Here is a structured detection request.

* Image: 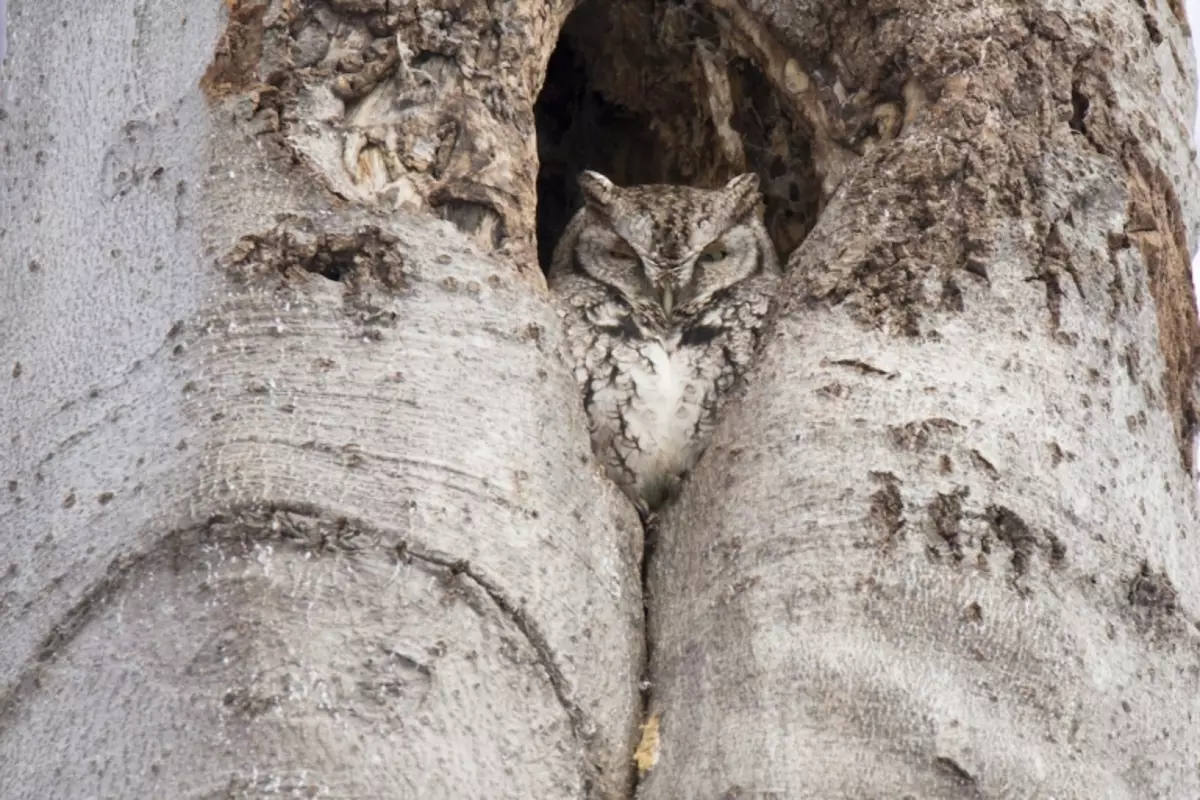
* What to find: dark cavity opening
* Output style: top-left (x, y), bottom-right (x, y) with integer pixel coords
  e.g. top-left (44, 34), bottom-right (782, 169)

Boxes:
top-left (533, 0), bottom-right (820, 272)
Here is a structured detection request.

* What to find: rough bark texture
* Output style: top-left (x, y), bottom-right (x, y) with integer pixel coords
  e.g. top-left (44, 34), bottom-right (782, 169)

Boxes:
top-left (1, 1), bottom-right (640, 797)
top-left (1, 0), bottom-right (1197, 798)
top-left (644, 0), bottom-right (1200, 797)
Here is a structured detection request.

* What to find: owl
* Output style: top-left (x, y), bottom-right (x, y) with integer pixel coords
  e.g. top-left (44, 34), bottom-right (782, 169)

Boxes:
top-left (549, 171), bottom-right (780, 514)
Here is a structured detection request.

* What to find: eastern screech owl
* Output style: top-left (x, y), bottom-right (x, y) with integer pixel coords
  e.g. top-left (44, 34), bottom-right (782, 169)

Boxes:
top-left (549, 171), bottom-right (780, 513)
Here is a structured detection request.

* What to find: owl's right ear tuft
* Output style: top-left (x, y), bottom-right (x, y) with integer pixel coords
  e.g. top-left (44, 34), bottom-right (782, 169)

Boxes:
top-left (579, 171), bottom-right (616, 210)
top-left (723, 173), bottom-right (763, 218)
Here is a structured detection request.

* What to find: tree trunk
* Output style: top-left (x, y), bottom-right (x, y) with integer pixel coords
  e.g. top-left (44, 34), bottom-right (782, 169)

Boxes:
top-left (0, 1), bottom-right (641, 796)
top-left (0, 1), bottom-right (1196, 800)
top-left (642, 1), bottom-right (1200, 797)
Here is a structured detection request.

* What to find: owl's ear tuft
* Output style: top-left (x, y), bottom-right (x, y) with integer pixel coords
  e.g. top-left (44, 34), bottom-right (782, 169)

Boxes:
top-left (723, 173), bottom-right (762, 218)
top-left (579, 171), bottom-right (616, 210)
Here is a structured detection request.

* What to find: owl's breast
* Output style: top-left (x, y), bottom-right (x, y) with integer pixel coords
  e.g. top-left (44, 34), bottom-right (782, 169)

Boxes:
top-left (597, 330), bottom-right (727, 499)
top-left (557, 281), bottom-right (769, 508)
top-left (628, 336), bottom-right (708, 446)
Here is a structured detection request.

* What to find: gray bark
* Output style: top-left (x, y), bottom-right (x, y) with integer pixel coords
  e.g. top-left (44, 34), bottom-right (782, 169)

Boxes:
top-left (1, 0), bottom-right (1197, 799)
top-left (643, 1), bottom-right (1200, 797)
top-left (1, 1), bottom-right (639, 797)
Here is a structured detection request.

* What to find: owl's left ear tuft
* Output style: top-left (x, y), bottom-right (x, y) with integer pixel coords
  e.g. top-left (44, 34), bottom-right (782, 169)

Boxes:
top-left (579, 171), bottom-right (616, 211)
top-left (723, 173), bottom-right (762, 217)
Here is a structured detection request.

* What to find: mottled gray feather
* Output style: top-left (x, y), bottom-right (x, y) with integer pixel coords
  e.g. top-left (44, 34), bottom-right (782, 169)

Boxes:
top-left (550, 173), bottom-right (780, 511)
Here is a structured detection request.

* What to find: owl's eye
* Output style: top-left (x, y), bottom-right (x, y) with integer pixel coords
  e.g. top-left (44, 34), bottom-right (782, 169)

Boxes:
top-left (607, 244), bottom-right (638, 261)
top-left (699, 246), bottom-right (728, 265)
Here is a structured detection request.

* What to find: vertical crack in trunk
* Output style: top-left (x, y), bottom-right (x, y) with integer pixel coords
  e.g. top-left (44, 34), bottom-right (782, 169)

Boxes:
top-left (631, 518), bottom-right (659, 792)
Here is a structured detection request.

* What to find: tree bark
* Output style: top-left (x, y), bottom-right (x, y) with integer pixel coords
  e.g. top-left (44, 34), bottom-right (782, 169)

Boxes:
top-left (643, 1), bottom-right (1200, 797)
top-left (1, 1), bottom-right (640, 796)
top-left (0, 1), bottom-right (1197, 799)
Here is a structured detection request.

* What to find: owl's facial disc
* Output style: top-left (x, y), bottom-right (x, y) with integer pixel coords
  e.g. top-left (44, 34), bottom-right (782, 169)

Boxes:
top-left (573, 170), bottom-right (770, 322)
top-left (685, 225), bottom-right (762, 307)
top-left (574, 222), bottom-right (657, 314)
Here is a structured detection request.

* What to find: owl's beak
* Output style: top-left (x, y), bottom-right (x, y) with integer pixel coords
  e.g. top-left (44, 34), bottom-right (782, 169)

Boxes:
top-left (661, 285), bottom-right (675, 318)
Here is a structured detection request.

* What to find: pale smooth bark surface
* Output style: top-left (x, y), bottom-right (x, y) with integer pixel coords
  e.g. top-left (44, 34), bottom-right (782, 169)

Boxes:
top-left (1, 1), bottom-right (639, 797)
top-left (1, 0), bottom-right (1197, 799)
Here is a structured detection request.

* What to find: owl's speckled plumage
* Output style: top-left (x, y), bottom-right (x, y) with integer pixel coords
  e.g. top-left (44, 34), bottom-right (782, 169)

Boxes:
top-left (549, 171), bottom-right (780, 512)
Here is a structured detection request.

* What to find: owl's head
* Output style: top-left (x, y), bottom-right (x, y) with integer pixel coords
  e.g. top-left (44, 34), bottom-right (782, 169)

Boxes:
top-left (568, 171), bottom-right (778, 321)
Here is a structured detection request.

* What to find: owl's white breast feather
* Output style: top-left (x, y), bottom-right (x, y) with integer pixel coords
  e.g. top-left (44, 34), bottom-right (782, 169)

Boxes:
top-left (622, 334), bottom-right (704, 484)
